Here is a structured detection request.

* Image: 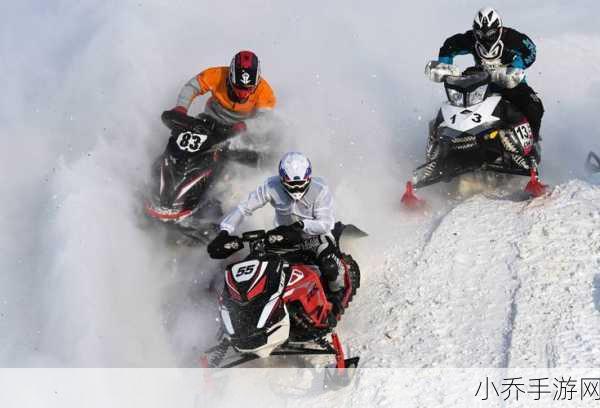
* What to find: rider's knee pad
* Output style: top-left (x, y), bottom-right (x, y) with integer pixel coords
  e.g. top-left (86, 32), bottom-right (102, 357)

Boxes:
top-left (320, 254), bottom-right (339, 282)
top-left (320, 254), bottom-right (345, 292)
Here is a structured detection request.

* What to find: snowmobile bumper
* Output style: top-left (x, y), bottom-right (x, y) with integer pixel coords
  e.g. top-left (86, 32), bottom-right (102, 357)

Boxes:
top-left (144, 201), bottom-right (193, 221)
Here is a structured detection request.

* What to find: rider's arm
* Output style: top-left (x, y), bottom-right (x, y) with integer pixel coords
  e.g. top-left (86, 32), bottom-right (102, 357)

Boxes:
top-left (175, 77), bottom-right (203, 111)
top-left (505, 28), bottom-right (536, 69)
top-left (438, 31), bottom-right (474, 64)
top-left (175, 67), bottom-right (222, 111)
top-left (219, 178), bottom-right (273, 234)
top-left (302, 183), bottom-right (335, 236)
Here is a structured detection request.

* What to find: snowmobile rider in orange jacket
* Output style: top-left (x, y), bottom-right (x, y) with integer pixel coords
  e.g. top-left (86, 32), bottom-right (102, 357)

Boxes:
top-left (170, 50), bottom-right (276, 133)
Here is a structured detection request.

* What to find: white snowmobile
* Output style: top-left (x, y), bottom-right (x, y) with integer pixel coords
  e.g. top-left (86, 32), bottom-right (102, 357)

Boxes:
top-left (402, 61), bottom-right (546, 208)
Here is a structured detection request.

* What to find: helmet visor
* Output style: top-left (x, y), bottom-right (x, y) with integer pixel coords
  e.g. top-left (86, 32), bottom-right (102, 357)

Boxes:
top-left (474, 28), bottom-right (500, 46)
top-left (282, 178), bottom-right (310, 194)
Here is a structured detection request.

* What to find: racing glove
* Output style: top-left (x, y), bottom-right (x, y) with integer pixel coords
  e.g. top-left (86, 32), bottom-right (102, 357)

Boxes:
top-left (489, 67), bottom-right (525, 89)
top-left (266, 221), bottom-right (305, 247)
top-left (231, 121), bottom-right (247, 134)
top-left (207, 230), bottom-right (243, 259)
top-left (425, 60), bottom-right (461, 82)
top-left (171, 106), bottom-right (188, 115)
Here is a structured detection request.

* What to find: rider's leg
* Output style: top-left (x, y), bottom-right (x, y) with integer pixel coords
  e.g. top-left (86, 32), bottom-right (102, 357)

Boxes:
top-left (315, 236), bottom-right (345, 316)
top-left (501, 82), bottom-right (545, 142)
top-left (316, 237), bottom-right (345, 290)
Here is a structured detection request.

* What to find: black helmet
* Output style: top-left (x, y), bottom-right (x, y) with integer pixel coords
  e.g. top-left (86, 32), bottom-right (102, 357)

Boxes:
top-left (228, 50), bottom-right (261, 101)
top-left (473, 7), bottom-right (503, 58)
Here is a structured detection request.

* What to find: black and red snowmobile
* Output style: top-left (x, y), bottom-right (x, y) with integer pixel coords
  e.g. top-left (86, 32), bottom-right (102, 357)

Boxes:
top-left (201, 223), bottom-right (362, 377)
top-left (144, 110), bottom-right (258, 245)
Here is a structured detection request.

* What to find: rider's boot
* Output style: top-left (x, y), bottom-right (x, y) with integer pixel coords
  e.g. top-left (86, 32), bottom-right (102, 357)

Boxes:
top-left (325, 278), bottom-right (345, 327)
top-left (318, 250), bottom-right (346, 326)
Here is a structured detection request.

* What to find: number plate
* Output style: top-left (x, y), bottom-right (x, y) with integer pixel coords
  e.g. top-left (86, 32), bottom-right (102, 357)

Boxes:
top-left (176, 131), bottom-right (208, 153)
top-left (512, 122), bottom-right (533, 151)
top-left (231, 260), bottom-right (260, 283)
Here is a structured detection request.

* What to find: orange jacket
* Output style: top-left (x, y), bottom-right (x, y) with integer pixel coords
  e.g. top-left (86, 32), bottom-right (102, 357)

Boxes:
top-left (177, 67), bottom-right (276, 115)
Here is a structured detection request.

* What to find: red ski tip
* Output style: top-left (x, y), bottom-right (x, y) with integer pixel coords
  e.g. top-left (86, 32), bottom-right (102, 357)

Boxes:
top-left (331, 333), bottom-right (346, 373)
top-left (524, 169), bottom-right (547, 197)
top-left (401, 181), bottom-right (425, 209)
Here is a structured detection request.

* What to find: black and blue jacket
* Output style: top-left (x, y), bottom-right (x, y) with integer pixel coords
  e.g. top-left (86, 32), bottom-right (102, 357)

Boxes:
top-left (438, 27), bottom-right (536, 70)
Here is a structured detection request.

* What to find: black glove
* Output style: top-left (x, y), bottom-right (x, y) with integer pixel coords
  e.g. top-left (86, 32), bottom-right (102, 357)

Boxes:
top-left (161, 108), bottom-right (189, 131)
top-left (463, 65), bottom-right (485, 76)
top-left (231, 121), bottom-right (247, 134)
top-left (207, 230), bottom-right (243, 259)
top-left (266, 222), bottom-right (304, 247)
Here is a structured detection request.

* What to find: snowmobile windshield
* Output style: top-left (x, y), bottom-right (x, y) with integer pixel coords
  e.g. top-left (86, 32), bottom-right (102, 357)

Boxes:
top-left (444, 72), bottom-right (490, 108)
top-left (445, 71), bottom-right (489, 90)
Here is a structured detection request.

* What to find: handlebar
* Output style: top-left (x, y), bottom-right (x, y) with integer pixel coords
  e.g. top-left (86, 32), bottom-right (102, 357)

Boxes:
top-left (241, 229), bottom-right (267, 242)
top-left (161, 110), bottom-right (235, 139)
top-left (223, 229), bottom-right (302, 259)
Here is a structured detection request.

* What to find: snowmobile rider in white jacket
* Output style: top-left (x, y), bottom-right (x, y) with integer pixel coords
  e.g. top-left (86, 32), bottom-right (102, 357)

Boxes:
top-left (207, 152), bottom-right (346, 317)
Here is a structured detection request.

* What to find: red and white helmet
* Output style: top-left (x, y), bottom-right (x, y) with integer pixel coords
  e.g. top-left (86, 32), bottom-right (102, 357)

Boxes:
top-left (278, 152), bottom-right (312, 200)
top-left (228, 50), bottom-right (261, 101)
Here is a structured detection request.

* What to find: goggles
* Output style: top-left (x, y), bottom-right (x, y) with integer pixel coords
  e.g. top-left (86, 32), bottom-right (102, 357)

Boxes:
top-left (282, 178), bottom-right (310, 193)
top-left (475, 28), bottom-right (499, 41)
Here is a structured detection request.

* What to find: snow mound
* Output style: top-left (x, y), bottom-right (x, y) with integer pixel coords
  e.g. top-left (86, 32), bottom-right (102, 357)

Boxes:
top-left (348, 180), bottom-right (600, 368)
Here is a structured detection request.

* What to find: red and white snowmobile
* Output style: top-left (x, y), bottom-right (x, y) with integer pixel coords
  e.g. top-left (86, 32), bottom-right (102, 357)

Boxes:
top-left (201, 223), bottom-right (362, 378)
top-left (402, 64), bottom-right (546, 208)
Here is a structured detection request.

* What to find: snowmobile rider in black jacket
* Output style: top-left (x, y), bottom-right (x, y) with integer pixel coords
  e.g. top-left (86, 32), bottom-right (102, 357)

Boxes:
top-left (435, 7), bottom-right (544, 148)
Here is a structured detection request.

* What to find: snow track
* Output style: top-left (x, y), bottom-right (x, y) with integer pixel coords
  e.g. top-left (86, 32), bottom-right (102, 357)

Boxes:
top-left (347, 181), bottom-right (600, 369)
top-left (508, 181), bottom-right (600, 367)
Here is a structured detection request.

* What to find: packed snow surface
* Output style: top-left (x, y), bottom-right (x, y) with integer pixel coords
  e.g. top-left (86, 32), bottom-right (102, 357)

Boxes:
top-left (349, 180), bottom-right (600, 369)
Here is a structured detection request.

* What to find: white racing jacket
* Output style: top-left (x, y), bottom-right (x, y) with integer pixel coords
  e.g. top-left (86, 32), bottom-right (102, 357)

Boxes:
top-left (220, 176), bottom-right (335, 236)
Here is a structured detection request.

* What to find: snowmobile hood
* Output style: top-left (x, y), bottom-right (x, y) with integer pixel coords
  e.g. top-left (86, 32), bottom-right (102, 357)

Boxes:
top-left (445, 71), bottom-right (490, 91)
top-left (146, 153), bottom-right (214, 223)
top-left (440, 95), bottom-right (502, 134)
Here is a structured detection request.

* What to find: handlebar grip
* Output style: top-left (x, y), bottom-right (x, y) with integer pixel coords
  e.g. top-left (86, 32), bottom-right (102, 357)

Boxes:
top-left (161, 110), bottom-right (193, 130)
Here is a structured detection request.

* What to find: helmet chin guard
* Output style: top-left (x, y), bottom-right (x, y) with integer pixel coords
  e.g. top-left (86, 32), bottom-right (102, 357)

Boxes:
top-left (286, 189), bottom-right (308, 201)
top-left (475, 40), bottom-right (504, 62)
top-left (278, 152), bottom-right (312, 200)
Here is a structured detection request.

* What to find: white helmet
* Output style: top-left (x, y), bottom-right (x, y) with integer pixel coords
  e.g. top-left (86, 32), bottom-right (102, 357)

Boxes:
top-left (278, 152), bottom-right (312, 200)
top-left (473, 7), bottom-right (503, 59)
